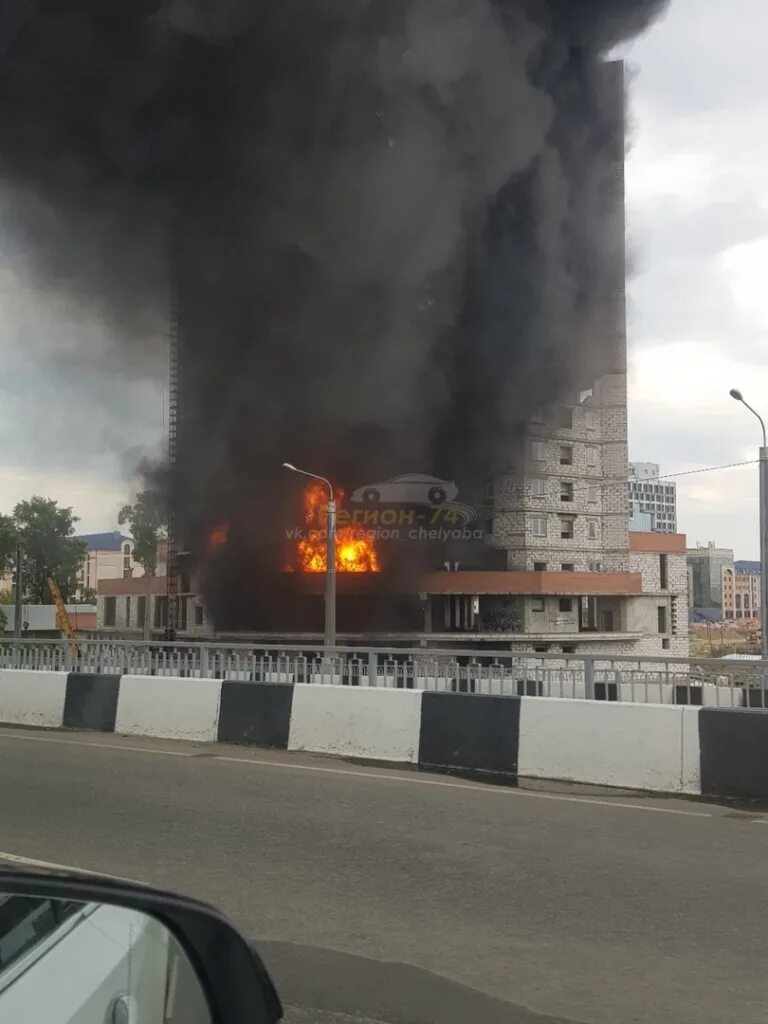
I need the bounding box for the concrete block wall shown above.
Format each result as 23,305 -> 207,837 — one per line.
628,548 -> 690,656
595,371 -> 629,563
495,369 -> 630,574
100,593 -> 214,636
524,597 -> 580,634
556,637 -> 685,657
5,671 -> 768,800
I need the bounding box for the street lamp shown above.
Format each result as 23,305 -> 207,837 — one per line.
729,389 -> 768,658
282,463 -> 336,650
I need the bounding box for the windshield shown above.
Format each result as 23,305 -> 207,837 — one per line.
0,1 -> 767,1022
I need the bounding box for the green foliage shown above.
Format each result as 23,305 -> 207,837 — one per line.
118,489 -> 167,577
79,586 -> 98,605
0,589 -> 14,604
0,606 -> 6,631
12,497 -> 86,604
0,514 -> 16,575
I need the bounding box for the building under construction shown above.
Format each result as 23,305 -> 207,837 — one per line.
104,59 -> 689,657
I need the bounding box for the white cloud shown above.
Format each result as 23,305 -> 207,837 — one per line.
0,466 -> 134,534
621,0 -> 768,554
627,146 -> 717,207
631,340 -> 768,427
719,238 -> 768,333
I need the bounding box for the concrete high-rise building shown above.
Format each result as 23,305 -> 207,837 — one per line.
628,462 -> 677,533
423,62 -> 689,658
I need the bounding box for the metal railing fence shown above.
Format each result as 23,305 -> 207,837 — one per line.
1,639 -> 767,708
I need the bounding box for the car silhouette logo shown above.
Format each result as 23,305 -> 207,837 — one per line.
351,474 -> 459,506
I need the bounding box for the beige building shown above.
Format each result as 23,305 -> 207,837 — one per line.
97,576 -> 212,637
0,530 -> 144,601
76,532 -> 144,598
723,564 -> 761,620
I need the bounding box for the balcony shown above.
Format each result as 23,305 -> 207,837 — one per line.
420,570 -> 643,597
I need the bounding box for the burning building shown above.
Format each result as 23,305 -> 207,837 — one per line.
0,1 -> 680,649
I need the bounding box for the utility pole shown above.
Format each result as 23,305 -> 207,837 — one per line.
729,389 -> 768,658
760,444 -> 768,658
282,463 -> 337,650
325,496 -> 337,650
143,572 -> 152,642
13,542 -> 22,640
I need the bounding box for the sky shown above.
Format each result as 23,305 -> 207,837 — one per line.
618,0 -> 768,559
0,0 -> 765,556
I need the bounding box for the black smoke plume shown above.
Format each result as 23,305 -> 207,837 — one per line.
0,0 -> 668,629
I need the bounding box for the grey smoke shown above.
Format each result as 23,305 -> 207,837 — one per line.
0,0 -> 669,627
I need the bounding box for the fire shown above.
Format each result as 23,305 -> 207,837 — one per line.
207,522 -> 229,553
292,483 -> 380,573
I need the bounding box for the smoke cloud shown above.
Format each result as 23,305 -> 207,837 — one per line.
0,0 -> 669,629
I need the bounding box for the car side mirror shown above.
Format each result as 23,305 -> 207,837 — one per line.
0,868 -> 282,1022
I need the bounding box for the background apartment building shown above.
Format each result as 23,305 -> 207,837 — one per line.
628,462 -> 677,533
97,576 -> 212,637
76,532 -> 143,597
723,560 -> 761,620
687,542 -> 734,616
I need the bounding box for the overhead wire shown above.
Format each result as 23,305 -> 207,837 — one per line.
656,460 -> 759,480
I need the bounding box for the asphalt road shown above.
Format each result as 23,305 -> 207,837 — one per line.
0,727 -> 767,1024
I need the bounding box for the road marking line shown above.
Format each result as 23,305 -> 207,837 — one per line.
214,755 -> 715,816
0,731 -> 191,757
0,850 -> 139,883
0,729 -> 714,819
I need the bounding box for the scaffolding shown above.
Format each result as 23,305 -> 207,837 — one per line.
166,282 -> 180,639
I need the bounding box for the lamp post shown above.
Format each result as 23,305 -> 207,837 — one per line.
283,463 -> 336,650
729,389 -> 768,658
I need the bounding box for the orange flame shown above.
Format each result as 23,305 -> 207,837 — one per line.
291,483 -> 380,573
207,522 -> 229,553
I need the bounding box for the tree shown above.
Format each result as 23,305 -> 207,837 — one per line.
118,489 -> 167,577
0,514 -> 16,576
79,586 -> 97,605
119,489 -> 167,640
13,497 -> 86,604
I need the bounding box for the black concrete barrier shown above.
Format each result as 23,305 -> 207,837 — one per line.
594,682 -> 618,701
675,685 -> 703,706
63,673 -> 121,732
217,681 -> 294,748
418,692 -> 520,775
699,707 -> 768,799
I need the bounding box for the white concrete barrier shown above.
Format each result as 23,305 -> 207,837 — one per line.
702,685 -> 744,708
518,698 -> 701,794
0,669 -> 67,728
288,684 -> 422,763
222,670 -> 295,683
541,678 -> 587,700
115,675 -> 222,742
618,682 -> 675,704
